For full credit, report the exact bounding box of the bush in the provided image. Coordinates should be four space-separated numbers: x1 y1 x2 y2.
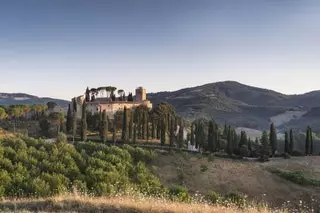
200 164 208 172
224 192 247 208
272 170 320 186
206 191 220 204
168 185 191 202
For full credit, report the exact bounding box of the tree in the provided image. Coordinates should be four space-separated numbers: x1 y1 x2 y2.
160 118 167 146
208 120 214 152
47 102 57 111
169 116 174 147
289 129 294 155
127 93 133 102
48 112 65 135
113 120 116 144
72 101 77 142
80 101 87 141
66 104 72 133
226 126 233 155
0 107 7 120
85 87 91 102
310 127 313 155
121 106 128 141
178 118 184 148
133 123 137 144
269 123 277 156
194 119 205 151
215 124 220 150
239 131 248 147
305 127 310 155
260 131 270 161
190 124 195 146
129 111 134 142
284 131 289 154
118 89 125 101
100 110 108 143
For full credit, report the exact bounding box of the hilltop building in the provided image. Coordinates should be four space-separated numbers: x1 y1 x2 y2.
72 87 152 119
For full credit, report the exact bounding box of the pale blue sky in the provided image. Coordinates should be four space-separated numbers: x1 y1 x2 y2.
0 0 319 100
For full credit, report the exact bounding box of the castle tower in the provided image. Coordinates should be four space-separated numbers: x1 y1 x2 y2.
135 87 146 102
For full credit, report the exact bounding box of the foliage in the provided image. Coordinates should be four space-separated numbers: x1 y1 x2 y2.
269 123 277 155
200 164 208 172
168 185 191 202
0 135 163 198
206 191 221 204
271 170 320 187
223 192 248 208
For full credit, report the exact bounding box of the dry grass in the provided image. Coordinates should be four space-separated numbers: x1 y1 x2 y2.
0 194 285 213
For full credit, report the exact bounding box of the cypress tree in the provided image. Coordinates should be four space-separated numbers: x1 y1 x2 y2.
223 122 228 138
310 127 313 155
66 104 72 133
113 120 116 144
121 106 128 141
100 110 108 143
208 120 214 152
169 116 174 147
190 124 195 146
151 119 155 139
284 131 289 154
160 118 166 146
72 109 77 142
178 118 184 148
146 118 150 141
215 124 220 150
239 131 248 147
85 87 90 102
261 131 270 160
157 119 161 139
129 111 134 142
80 101 87 141
226 126 233 155
133 123 137 144
289 129 294 155
269 123 277 156
305 127 310 155
248 138 252 151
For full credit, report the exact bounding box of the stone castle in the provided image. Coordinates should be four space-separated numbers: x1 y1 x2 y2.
72 87 152 119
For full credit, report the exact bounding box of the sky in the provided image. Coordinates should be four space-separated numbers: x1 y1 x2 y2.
0 0 319 100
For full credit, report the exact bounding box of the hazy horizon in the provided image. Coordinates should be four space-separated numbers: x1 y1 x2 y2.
1 0 319 99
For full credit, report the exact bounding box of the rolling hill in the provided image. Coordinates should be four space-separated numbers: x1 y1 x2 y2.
0 93 69 107
148 81 320 131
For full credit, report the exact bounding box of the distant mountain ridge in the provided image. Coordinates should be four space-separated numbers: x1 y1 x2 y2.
0 93 69 107
148 81 320 131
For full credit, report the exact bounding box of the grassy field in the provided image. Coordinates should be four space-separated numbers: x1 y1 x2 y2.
0 194 286 213
152 152 320 210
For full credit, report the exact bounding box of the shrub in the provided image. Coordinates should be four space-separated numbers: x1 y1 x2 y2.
206 191 220 204
200 164 208 172
272 170 320 186
207 154 215 162
224 192 247 208
259 155 269 162
168 185 191 202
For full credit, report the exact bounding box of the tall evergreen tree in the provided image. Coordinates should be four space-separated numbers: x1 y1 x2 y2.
80 101 87 141
215 124 220 150
208 120 214 152
269 123 277 156
133 123 137 144
178 118 184 148
160 118 167 146
261 131 270 160
151 119 155 139
305 126 311 155
113 120 116 144
248 138 252 151
310 127 313 155
129 111 134 142
85 87 90 102
66 104 72 133
169 116 174 147
121 106 128 141
239 131 248 147
289 129 294 155
223 122 228 138
99 110 108 143
72 110 77 142
157 119 161 139
190 124 195 146
226 126 233 155
146 118 150 141
284 131 289 154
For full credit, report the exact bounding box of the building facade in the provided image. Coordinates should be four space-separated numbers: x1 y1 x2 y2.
72 87 152 119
